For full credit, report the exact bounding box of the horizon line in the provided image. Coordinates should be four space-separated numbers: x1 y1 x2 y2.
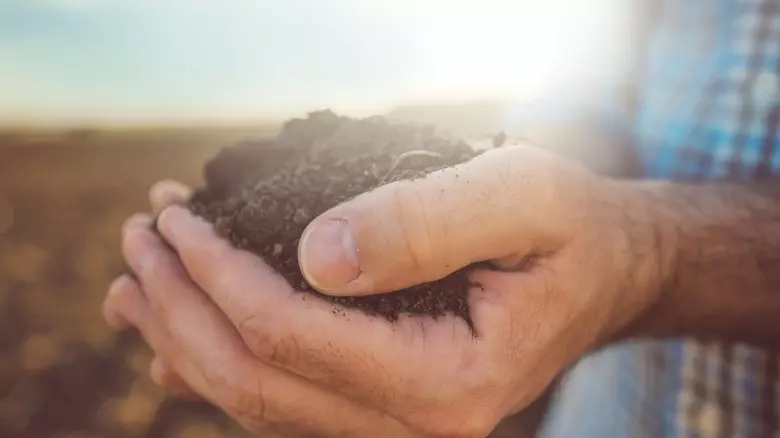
0 118 289 131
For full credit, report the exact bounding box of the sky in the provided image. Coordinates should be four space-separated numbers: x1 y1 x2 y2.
0 0 630 125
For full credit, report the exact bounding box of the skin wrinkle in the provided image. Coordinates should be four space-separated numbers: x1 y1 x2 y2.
273 332 303 373
586 184 654 342
217 372 268 429
338 337 396 407
242 304 340 383
242 308 343 388
373 210 394 288
463 210 481 228
575 221 627 341
237 313 273 358
548 266 601 351
467 277 508 342
440 188 453 271
333 349 419 432
364 353 396 416
414 180 437 272
530 271 553 345
393 183 426 275
418 319 428 343
243 309 414 434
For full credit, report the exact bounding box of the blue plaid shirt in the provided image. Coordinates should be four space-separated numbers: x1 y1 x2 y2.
540 1 780 437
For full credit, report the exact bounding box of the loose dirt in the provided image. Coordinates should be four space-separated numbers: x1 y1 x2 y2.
187 111 481 324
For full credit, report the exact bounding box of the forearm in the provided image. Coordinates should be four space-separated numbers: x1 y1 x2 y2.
617 179 780 346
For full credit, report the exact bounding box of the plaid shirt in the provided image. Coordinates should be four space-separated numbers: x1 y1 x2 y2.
541 1 780 437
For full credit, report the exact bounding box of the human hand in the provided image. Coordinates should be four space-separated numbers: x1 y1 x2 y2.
105 146 664 437
104 181 417 436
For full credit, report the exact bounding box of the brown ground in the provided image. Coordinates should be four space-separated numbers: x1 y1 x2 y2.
0 124 547 438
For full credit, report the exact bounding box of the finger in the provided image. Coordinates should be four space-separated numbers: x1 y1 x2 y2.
156 206 489 418
122 213 153 234
123 216 417 436
149 180 192 215
103 271 214 400
150 356 203 401
103 275 135 330
149 356 177 387
298 146 579 296
122 212 252 379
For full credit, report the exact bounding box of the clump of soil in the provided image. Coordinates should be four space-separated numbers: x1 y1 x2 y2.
188 111 480 324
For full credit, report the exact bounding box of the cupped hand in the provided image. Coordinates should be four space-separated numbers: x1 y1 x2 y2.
104 146 663 437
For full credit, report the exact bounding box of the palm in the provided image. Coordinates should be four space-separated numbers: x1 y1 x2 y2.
204 235 598 432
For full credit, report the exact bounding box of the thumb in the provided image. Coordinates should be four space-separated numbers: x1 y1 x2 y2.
298 146 578 296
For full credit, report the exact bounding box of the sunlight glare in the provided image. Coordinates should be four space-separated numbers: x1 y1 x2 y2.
407 0 623 102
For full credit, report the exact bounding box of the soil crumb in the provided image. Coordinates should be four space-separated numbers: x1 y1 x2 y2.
188 111 480 324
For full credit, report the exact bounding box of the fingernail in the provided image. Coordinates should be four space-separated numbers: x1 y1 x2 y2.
156 205 186 241
151 181 191 209
123 214 152 233
299 219 360 290
149 356 172 387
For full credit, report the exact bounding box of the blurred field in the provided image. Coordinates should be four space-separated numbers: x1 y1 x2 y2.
0 124 549 438
0 126 275 438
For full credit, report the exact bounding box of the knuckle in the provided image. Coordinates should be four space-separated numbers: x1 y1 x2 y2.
238 315 272 357
269 333 302 368
238 315 302 369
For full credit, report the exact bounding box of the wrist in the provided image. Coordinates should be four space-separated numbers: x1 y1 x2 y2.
599 179 680 341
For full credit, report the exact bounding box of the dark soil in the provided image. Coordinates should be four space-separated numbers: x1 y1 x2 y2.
187 111 481 324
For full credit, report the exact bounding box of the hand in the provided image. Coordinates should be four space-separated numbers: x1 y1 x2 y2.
104 146 663 437
104 181 416 436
